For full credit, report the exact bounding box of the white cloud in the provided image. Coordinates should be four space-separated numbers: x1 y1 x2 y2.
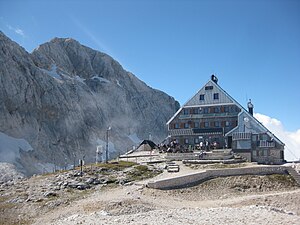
15 28 25 36
7 25 25 37
254 113 300 161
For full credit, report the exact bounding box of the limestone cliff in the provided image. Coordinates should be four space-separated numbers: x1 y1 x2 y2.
0 31 179 175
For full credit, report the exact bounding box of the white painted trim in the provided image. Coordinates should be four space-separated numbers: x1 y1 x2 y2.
166 107 183 125
183 103 236 108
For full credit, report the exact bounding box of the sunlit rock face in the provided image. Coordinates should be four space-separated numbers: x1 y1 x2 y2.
0 31 179 176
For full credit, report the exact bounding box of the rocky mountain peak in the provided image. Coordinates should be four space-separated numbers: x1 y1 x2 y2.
0 32 179 176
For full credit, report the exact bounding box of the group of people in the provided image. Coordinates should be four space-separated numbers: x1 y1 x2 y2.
159 139 220 153
159 140 193 153
197 140 219 150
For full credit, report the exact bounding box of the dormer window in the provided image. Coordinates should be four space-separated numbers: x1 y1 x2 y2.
214 93 219 100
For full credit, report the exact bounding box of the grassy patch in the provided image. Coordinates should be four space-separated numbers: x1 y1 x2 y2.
127 165 161 181
0 196 32 225
267 174 297 185
87 161 137 173
0 196 16 211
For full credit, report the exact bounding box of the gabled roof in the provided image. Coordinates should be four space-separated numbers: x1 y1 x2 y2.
138 140 157 149
167 79 235 124
184 79 234 107
166 76 284 146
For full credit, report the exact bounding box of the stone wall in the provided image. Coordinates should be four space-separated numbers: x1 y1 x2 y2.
147 166 287 189
238 152 251 162
165 151 233 161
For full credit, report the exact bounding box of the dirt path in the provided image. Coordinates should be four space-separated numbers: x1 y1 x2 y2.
32 182 300 225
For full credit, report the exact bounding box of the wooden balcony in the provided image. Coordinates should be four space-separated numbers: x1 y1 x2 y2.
178 112 238 119
259 140 275 148
232 132 251 140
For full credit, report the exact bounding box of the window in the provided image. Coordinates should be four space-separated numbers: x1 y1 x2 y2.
184 123 189 128
194 122 199 128
199 94 205 101
214 107 220 113
175 123 179 129
204 122 209 128
194 138 199 144
214 121 220 127
193 108 199 114
224 106 229 112
184 138 189 144
205 86 213 90
261 134 268 141
183 109 189 115
213 93 219 100
203 108 209 114
225 121 230 127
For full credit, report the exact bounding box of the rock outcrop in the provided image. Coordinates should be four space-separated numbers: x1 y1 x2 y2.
0 31 179 176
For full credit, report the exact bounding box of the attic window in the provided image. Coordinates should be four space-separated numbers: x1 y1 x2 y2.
214 93 219 100
199 94 205 101
205 86 213 90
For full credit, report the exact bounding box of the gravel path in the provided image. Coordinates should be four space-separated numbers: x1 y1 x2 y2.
33 181 300 225
53 205 300 225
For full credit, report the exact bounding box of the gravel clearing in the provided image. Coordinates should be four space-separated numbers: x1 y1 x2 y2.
1 162 300 225
32 176 300 225
54 205 299 225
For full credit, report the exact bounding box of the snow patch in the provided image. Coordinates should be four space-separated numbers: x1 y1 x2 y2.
75 75 86 84
41 64 62 81
128 133 142 144
116 79 122 87
91 75 111 83
0 132 33 163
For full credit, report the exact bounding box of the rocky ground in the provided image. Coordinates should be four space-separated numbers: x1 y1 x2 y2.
0 161 300 225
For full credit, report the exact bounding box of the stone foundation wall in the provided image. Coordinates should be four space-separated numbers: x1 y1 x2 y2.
147 166 287 189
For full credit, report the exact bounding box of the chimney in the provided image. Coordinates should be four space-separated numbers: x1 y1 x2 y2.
247 99 254 115
211 74 218 84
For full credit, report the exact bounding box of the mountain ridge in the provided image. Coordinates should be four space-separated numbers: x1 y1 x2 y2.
0 31 179 176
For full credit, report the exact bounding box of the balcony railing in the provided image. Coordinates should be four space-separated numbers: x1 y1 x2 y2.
179 112 238 119
232 132 251 140
169 129 193 136
259 140 275 148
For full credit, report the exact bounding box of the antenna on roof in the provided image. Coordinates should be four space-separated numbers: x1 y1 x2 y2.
211 74 218 84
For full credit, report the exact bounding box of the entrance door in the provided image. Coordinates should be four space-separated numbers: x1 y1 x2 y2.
228 136 232 148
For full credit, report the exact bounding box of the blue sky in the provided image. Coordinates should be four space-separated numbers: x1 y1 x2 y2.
1 0 300 133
